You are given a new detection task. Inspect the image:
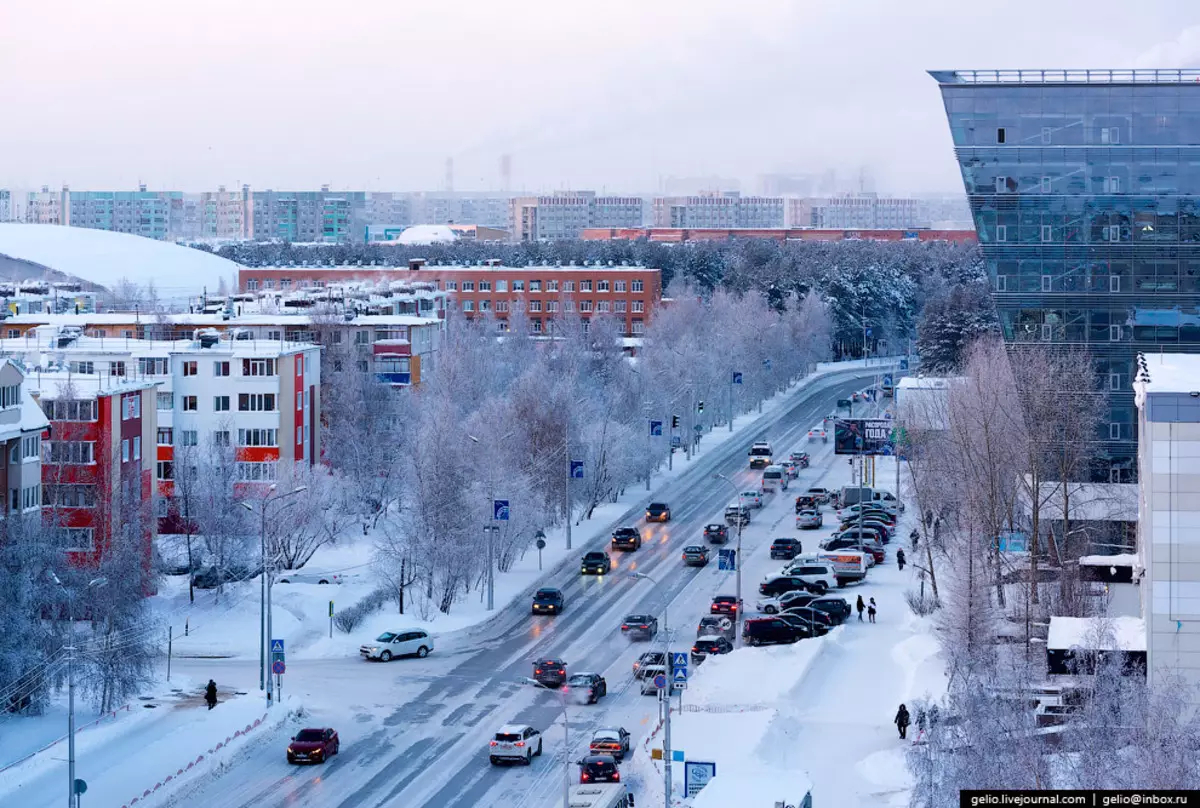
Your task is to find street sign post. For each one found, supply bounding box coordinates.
[570,461,584,479]
[272,659,286,675]
[685,761,717,796]
[718,548,736,571]
[650,419,663,436]
[653,673,667,690]
[493,500,510,521]
[671,651,688,692]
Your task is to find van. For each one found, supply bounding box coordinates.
[761,465,788,493]
[840,486,875,507]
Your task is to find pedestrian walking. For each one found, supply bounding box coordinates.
[856,595,865,622]
[897,548,906,571]
[895,703,911,740]
[910,529,919,550]
[205,679,218,710]
[868,597,877,623]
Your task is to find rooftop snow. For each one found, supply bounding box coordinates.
[690,761,813,808]
[0,224,241,299]
[392,225,459,245]
[1046,615,1146,652]
[24,373,158,400]
[1079,553,1138,568]
[2,312,440,328]
[1134,352,1200,397]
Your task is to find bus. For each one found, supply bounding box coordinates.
[567,783,634,808]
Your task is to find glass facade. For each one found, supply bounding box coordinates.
[931,70,1200,481]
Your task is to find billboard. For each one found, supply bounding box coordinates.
[834,419,895,455]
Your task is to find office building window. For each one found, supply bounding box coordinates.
[598,280,610,292]
[213,430,231,447]
[547,280,558,292]
[238,393,276,412]
[496,280,507,292]
[580,280,592,292]
[631,301,645,313]
[462,300,474,312]
[182,395,198,411]
[133,436,141,461]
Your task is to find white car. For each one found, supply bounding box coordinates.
[756,589,818,614]
[638,664,667,696]
[740,490,763,510]
[775,561,838,594]
[489,724,543,765]
[277,571,351,585]
[807,427,827,442]
[359,629,434,661]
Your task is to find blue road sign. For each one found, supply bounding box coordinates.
[493,500,510,521]
[718,549,736,571]
[270,639,285,654]
[883,374,893,386]
[671,436,681,448]
[900,358,910,370]
[672,652,689,669]
[653,673,667,690]
[650,420,663,436]
[865,327,873,337]
[685,761,717,797]
[732,372,743,385]
[272,659,286,675]
[570,461,584,479]
[673,668,688,691]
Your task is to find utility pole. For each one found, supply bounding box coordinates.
[686,386,695,461]
[728,371,735,433]
[486,495,495,611]
[52,574,106,808]
[564,411,572,550]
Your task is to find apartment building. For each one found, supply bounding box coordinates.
[581,227,978,244]
[651,192,785,229]
[509,193,644,241]
[804,194,923,230]
[0,359,50,525]
[237,260,661,337]
[25,186,68,225]
[0,190,12,222]
[198,185,251,240]
[251,188,368,243]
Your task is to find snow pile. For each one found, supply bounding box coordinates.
[691,760,813,808]
[0,223,241,298]
[1046,615,1147,652]
[392,224,459,245]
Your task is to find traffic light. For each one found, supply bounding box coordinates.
[697,401,705,413]
[671,415,680,429]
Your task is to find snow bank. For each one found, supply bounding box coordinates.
[690,760,813,808]
[1046,615,1147,652]
[685,638,828,706]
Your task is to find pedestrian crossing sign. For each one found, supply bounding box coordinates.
[672,652,688,669]
[270,639,285,654]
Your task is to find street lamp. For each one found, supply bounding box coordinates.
[242,484,307,706]
[713,473,745,647]
[519,677,571,808]
[468,431,516,610]
[630,571,673,808]
[50,572,107,808]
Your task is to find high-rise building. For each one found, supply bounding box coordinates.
[251,188,368,243]
[0,190,11,222]
[651,192,784,229]
[803,194,922,229]
[931,68,1200,481]
[509,193,643,241]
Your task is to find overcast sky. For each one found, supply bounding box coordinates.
[2,0,1198,196]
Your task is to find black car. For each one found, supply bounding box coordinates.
[581,551,612,575]
[579,754,621,784]
[620,614,659,641]
[769,537,802,560]
[646,502,671,522]
[682,545,710,567]
[632,650,665,676]
[710,594,739,615]
[775,612,826,637]
[691,636,734,663]
[611,527,642,551]
[758,576,814,598]
[782,604,836,631]
[808,596,853,623]
[742,618,804,647]
[696,615,736,641]
[567,672,608,704]
[790,452,810,468]
[531,588,564,615]
[704,523,730,544]
[533,658,568,688]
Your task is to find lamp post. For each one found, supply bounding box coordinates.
[520,677,570,808]
[468,431,516,610]
[50,573,107,808]
[630,571,672,808]
[713,474,744,646]
[243,484,307,707]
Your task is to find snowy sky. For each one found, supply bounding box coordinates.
[2,0,1198,195]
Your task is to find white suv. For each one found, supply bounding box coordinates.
[360,629,434,662]
[778,562,837,594]
[489,724,543,765]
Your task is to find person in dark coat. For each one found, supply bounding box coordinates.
[868,597,877,623]
[895,704,910,739]
[205,679,218,710]
[897,548,907,571]
[910,529,919,549]
[856,595,865,621]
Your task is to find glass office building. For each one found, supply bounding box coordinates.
[930,69,1200,481]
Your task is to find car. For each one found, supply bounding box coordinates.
[770,537,802,560]
[633,651,665,676]
[645,502,671,522]
[579,754,621,783]
[756,589,819,614]
[589,727,631,761]
[638,664,668,695]
[837,521,893,545]
[704,523,730,544]
[682,545,711,567]
[581,551,613,575]
[790,452,810,468]
[710,594,739,615]
[778,561,837,594]
[806,487,832,504]
[360,629,433,661]
[794,494,819,513]
[691,635,734,664]
[851,391,861,402]
[191,563,262,590]
[759,575,818,598]
[796,509,824,529]
[277,571,346,585]
[823,534,886,564]
[611,527,642,551]
[807,596,853,623]
[696,614,736,641]
[620,614,659,641]
[742,618,804,647]
[781,461,799,479]
[837,503,897,522]
[567,672,608,704]
[776,612,828,637]
[740,490,763,510]
[532,588,565,615]
[748,441,774,469]
[781,604,836,632]
[807,427,827,442]
[490,724,543,766]
[287,727,339,764]
[761,465,788,492]
[876,490,905,512]
[533,657,568,688]
[724,505,751,528]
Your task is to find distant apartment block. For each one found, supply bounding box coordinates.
[198,185,251,240]
[414,194,512,229]
[0,190,12,222]
[797,194,923,230]
[582,227,977,244]
[510,193,644,242]
[651,192,784,229]
[251,187,368,243]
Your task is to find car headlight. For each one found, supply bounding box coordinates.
[287,746,295,753]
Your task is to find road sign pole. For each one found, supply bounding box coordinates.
[663,667,673,808]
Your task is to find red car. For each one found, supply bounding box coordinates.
[710,595,739,615]
[287,727,340,764]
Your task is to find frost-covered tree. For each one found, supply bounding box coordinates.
[915,279,998,373]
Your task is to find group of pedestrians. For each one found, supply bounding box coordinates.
[854,594,877,623]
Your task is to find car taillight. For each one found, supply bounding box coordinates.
[515,741,525,747]
[613,772,620,780]
[621,625,628,630]
[535,669,542,674]
[559,669,565,674]
[582,773,590,781]
[490,741,498,746]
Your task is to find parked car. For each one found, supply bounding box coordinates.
[823,534,885,564]
[776,612,828,637]
[704,523,730,544]
[277,571,346,585]
[724,505,751,528]
[360,629,433,661]
[567,672,608,704]
[742,617,804,647]
[533,658,568,688]
[638,664,668,695]
[620,614,659,641]
[589,728,631,761]
[781,461,799,479]
[776,561,836,594]
[796,509,824,529]
[740,490,763,510]
[611,527,643,552]
[532,588,565,615]
[645,502,672,523]
[837,503,897,523]
[876,490,905,512]
[807,596,853,624]
[287,728,339,764]
[490,724,543,766]
[758,575,817,598]
[632,651,665,676]
[579,754,621,783]
[781,604,836,632]
[756,589,819,614]
[192,564,261,590]
[806,487,831,504]
[836,521,892,545]
[696,614,736,641]
[682,545,711,567]
[581,551,613,575]
[710,594,739,615]
[770,537,802,560]
[691,635,734,664]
